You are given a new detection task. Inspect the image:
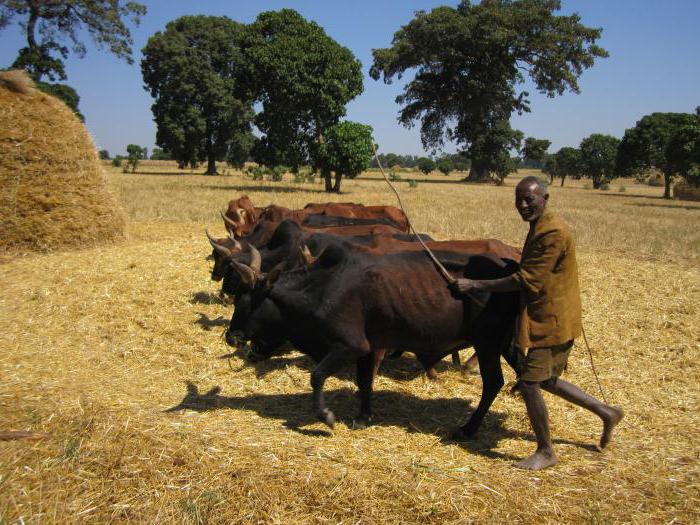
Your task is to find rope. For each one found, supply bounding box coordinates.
[372,145,488,308]
[581,325,609,404]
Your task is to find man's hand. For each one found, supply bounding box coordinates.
[449,278,481,296]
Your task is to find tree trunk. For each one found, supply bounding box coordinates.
[333,172,343,193]
[205,119,217,175]
[560,174,566,187]
[465,164,490,182]
[323,169,333,192]
[663,171,672,199]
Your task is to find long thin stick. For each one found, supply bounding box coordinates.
[372,145,487,308]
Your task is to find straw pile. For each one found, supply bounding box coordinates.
[0,70,125,254]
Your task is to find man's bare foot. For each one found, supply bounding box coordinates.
[599,406,624,450]
[514,449,557,470]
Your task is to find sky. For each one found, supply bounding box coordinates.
[1,0,698,157]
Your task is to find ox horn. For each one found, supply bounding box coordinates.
[220,210,239,232]
[248,244,262,275]
[299,245,316,265]
[206,229,231,257]
[227,230,242,250]
[229,259,257,287]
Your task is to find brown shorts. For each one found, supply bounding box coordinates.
[520,340,574,382]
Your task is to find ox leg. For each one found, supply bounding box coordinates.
[454,344,504,439]
[353,353,375,429]
[451,350,461,367]
[310,348,357,429]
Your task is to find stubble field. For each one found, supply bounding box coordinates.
[1,164,698,524]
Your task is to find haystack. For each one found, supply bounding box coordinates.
[0,70,125,254]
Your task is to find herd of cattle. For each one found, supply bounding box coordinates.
[207,196,525,436]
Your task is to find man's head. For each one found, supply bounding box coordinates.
[515,176,549,223]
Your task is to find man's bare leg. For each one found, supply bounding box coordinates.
[541,378,624,449]
[515,381,557,470]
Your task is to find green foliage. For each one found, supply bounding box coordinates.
[126,144,146,173]
[616,112,699,198]
[522,137,551,168]
[667,119,700,187]
[541,154,557,183]
[4,0,145,82]
[388,171,402,182]
[141,16,254,175]
[34,80,83,120]
[618,185,626,193]
[246,166,266,181]
[552,146,582,186]
[417,157,435,175]
[408,179,418,188]
[600,182,610,191]
[492,153,521,185]
[269,165,285,182]
[149,148,171,161]
[246,9,363,171]
[111,155,124,167]
[437,157,453,175]
[98,149,110,160]
[371,0,607,181]
[317,121,374,192]
[579,134,620,189]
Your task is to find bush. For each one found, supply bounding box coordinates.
[389,171,402,182]
[618,185,626,193]
[408,179,418,188]
[111,156,123,168]
[247,166,265,181]
[600,182,610,191]
[269,166,285,182]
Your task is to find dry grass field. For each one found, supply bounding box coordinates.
[1,163,699,524]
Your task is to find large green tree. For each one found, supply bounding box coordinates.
[316,121,374,193]
[244,9,363,172]
[667,120,700,187]
[580,134,619,189]
[553,146,581,186]
[616,112,699,198]
[1,0,145,81]
[141,16,254,175]
[370,0,606,182]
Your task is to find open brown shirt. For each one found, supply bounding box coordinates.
[512,209,582,350]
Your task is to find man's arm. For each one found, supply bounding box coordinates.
[450,275,519,295]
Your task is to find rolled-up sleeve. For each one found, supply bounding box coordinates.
[512,230,562,300]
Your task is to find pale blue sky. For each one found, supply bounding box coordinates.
[1,1,698,157]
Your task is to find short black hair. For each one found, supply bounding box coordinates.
[518,175,548,195]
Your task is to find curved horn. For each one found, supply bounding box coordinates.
[299,245,316,265]
[248,244,262,275]
[206,229,231,257]
[220,210,239,231]
[227,230,242,250]
[229,259,256,286]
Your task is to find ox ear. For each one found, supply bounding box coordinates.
[264,262,285,288]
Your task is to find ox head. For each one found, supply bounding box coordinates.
[206,230,247,291]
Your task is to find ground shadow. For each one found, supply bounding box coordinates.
[597,192,667,201]
[190,291,229,306]
[166,382,595,459]
[629,202,700,211]
[201,184,329,194]
[194,312,229,330]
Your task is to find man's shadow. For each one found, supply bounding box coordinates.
[166,382,596,459]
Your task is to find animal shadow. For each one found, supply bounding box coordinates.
[194,312,229,330]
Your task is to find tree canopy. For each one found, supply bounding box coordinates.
[580,134,619,189]
[141,16,254,175]
[316,121,374,193]
[552,146,581,186]
[616,112,699,198]
[522,137,552,169]
[245,9,363,172]
[370,0,606,182]
[2,0,146,82]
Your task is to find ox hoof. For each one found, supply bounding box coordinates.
[426,368,439,380]
[318,409,336,429]
[351,414,372,430]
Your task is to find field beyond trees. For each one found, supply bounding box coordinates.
[1,167,698,523]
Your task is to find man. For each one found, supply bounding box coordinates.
[451,176,623,470]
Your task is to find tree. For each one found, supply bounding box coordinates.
[542,154,558,184]
[370,0,606,182]
[616,112,699,198]
[2,0,146,82]
[142,16,254,175]
[580,134,619,189]
[437,157,453,176]
[553,147,581,186]
[417,157,435,175]
[126,144,146,173]
[149,147,170,161]
[522,137,552,171]
[316,121,374,193]
[667,120,700,187]
[98,149,110,160]
[245,9,363,172]
[35,80,83,120]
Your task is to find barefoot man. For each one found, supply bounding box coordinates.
[450,176,623,470]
